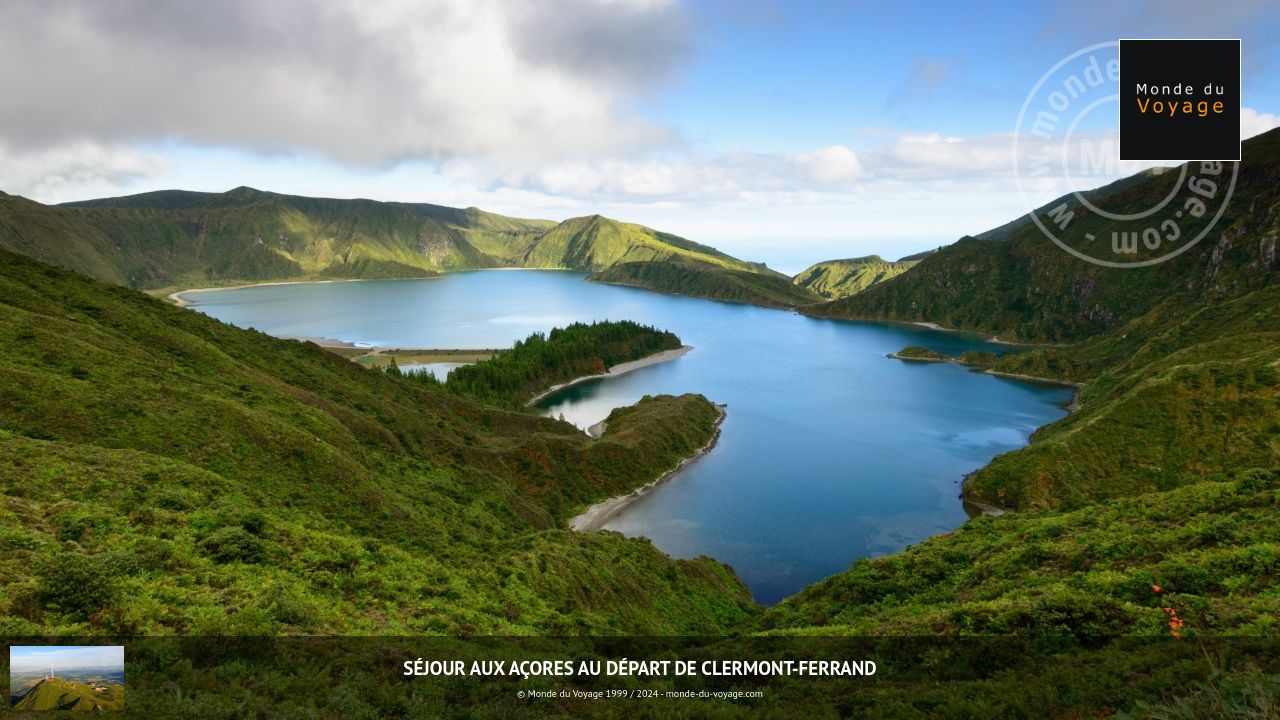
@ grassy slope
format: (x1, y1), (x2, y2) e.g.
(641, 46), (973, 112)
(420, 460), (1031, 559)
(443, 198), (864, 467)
(761, 468), (1280, 636)
(12, 677), (125, 711)
(589, 260), (819, 308)
(0, 247), (755, 635)
(792, 255), (917, 300)
(519, 214), (764, 273)
(967, 286), (1280, 510)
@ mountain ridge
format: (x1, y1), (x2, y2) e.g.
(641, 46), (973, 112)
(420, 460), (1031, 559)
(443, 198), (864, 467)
(0, 187), (768, 292)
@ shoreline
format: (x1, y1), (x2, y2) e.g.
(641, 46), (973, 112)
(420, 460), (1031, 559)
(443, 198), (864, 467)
(166, 275), (445, 308)
(961, 497), (1007, 518)
(569, 404), (726, 532)
(984, 369), (1082, 413)
(886, 351), (949, 363)
(908, 320), (1055, 347)
(526, 345), (694, 406)
(167, 278), (371, 308)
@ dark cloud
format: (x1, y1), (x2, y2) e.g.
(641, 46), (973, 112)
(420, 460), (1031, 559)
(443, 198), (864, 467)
(0, 0), (693, 164)
(511, 0), (694, 87)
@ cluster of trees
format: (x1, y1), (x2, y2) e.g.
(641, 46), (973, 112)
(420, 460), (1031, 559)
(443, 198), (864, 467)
(395, 320), (680, 406)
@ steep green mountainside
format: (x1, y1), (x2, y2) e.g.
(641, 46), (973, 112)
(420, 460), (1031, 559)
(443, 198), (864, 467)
(792, 255), (917, 300)
(12, 677), (124, 711)
(806, 129), (1280, 343)
(589, 260), (819, 308)
(0, 187), (771, 292)
(0, 247), (754, 635)
(965, 283), (1279, 510)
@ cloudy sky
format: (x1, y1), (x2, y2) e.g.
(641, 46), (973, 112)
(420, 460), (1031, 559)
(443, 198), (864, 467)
(2, 0), (1278, 272)
(10, 645), (123, 671)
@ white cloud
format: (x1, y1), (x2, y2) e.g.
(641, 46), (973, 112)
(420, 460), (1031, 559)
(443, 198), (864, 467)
(443, 144), (866, 202)
(792, 146), (863, 183)
(0, 142), (168, 204)
(1242, 108), (1280, 139)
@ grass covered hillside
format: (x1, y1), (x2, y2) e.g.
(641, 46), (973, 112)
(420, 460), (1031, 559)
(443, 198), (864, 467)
(12, 677), (125, 712)
(516, 214), (766, 273)
(0, 187), (773, 292)
(589, 260), (820, 308)
(762, 467), (1280, 637)
(0, 247), (755, 636)
(806, 128), (1280, 344)
(965, 283), (1280, 511)
(792, 255), (917, 300)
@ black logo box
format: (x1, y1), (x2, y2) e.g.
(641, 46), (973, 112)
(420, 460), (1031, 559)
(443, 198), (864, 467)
(1120, 39), (1241, 161)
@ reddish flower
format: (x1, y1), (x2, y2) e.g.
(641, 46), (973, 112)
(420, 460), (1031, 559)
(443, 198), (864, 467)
(1152, 584), (1162, 593)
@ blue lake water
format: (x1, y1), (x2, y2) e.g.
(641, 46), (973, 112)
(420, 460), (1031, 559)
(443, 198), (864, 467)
(183, 271), (1072, 604)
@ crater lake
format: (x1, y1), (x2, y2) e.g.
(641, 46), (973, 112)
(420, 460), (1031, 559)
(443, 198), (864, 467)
(180, 270), (1073, 604)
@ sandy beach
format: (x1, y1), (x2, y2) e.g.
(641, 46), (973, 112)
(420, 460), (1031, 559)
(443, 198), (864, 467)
(569, 404), (726, 532)
(167, 275), (446, 308)
(526, 345), (693, 406)
(167, 279), (368, 308)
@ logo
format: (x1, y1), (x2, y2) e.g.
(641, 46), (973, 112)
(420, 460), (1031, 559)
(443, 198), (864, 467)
(1120, 39), (1241, 161)
(1013, 41), (1238, 268)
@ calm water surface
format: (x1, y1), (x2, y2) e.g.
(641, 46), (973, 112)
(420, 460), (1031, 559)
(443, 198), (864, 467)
(185, 272), (1072, 603)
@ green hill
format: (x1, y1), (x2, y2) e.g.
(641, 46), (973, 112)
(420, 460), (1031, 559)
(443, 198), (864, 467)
(792, 255), (917, 300)
(516, 214), (762, 273)
(0, 247), (754, 635)
(12, 677), (124, 712)
(0, 188), (774, 294)
(589, 260), (819, 308)
(805, 128), (1280, 344)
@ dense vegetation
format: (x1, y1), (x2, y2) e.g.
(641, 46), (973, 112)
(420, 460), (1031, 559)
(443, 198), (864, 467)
(0, 247), (755, 636)
(763, 467), (1280, 637)
(964, 284), (1279, 510)
(421, 320), (681, 406)
(590, 260), (819, 308)
(0, 188), (768, 291)
(792, 255), (917, 300)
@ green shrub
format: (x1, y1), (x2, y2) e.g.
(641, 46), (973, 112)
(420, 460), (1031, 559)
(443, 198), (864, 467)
(35, 552), (119, 619)
(200, 526), (266, 564)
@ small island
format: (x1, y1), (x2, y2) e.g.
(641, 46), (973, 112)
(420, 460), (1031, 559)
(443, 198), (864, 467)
(887, 345), (951, 362)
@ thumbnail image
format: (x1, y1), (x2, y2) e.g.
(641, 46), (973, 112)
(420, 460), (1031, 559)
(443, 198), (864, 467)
(9, 646), (124, 712)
